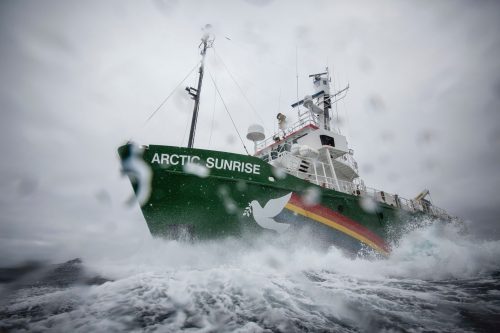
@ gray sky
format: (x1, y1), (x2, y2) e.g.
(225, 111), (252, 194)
(1, 0), (500, 265)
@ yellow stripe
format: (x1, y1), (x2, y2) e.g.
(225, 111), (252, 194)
(285, 203), (389, 256)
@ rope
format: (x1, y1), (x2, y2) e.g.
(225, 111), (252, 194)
(208, 49), (219, 147)
(212, 48), (265, 125)
(129, 61), (200, 142)
(208, 75), (217, 147)
(207, 70), (250, 156)
(295, 45), (301, 114)
(143, 61), (199, 125)
(180, 111), (191, 146)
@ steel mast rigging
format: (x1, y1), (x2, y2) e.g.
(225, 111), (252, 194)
(186, 32), (214, 148)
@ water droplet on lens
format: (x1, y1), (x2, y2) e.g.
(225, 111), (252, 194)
(366, 95), (385, 112)
(183, 162), (210, 178)
(95, 189), (111, 205)
(416, 129), (436, 146)
(359, 196), (378, 213)
(302, 187), (321, 206)
(271, 167), (287, 179)
(361, 163), (374, 174)
(379, 130), (394, 142)
(236, 180), (248, 191)
(121, 143), (152, 207)
(17, 177), (38, 196)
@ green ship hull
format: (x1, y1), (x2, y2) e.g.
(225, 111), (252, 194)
(118, 144), (422, 256)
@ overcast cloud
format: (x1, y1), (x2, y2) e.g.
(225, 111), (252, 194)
(1, 0), (500, 265)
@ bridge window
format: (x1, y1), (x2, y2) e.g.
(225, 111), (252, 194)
(320, 135), (335, 147)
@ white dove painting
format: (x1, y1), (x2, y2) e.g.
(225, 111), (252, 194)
(245, 192), (293, 233)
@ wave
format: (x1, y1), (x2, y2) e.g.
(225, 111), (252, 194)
(3, 219), (500, 332)
(85, 219), (500, 282)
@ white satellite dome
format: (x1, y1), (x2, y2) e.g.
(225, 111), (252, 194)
(246, 124), (265, 142)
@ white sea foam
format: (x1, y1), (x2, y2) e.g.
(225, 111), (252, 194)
(86, 220), (500, 282)
(3, 221), (500, 332)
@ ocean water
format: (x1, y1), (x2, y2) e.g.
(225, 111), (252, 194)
(1, 222), (499, 333)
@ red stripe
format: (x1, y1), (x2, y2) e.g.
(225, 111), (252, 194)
(288, 193), (390, 252)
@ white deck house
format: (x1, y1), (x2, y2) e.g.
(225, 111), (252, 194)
(247, 70), (450, 220)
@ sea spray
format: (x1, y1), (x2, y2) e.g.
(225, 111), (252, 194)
(2, 221), (500, 332)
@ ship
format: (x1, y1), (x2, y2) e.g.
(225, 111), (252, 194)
(119, 32), (452, 257)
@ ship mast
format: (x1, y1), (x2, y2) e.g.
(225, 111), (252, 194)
(186, 32), (213, 148)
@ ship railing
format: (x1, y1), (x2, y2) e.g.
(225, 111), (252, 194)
(255, 113), (319, 152)
(260, 142), (293, 163)
(334, 152), (359, 173)
(427, 205), (451, 220)
(272, 153), (450, 219)
(353, 184), (451, 219)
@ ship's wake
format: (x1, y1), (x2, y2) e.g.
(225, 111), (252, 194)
(1, 220), (500, 332)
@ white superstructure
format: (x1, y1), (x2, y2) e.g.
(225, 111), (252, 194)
(247, 69), (451, 220)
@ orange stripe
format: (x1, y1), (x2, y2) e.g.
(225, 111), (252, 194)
(288, 194), (388, 249)
(285, 203), (389, 256)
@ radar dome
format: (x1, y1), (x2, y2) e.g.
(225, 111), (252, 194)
(246, 124), (265, 142)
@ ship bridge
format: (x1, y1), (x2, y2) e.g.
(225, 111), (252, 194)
(252, 110), (359, 189)
(246, 68), (452, 221)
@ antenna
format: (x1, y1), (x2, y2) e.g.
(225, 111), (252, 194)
(295, 46), (300, 117)
(308, 71), (328, 78)
(294, 67), (350, 131)
(187, 26), (214, 149)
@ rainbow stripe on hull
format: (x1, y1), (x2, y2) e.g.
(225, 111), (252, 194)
(276, 194), (390, 256)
